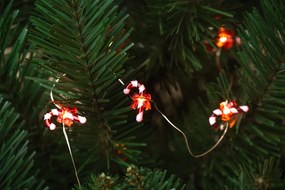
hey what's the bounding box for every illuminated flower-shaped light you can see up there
[216,27,235,49]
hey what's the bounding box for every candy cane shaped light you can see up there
[44,107,87,130]
[124,80,151,122]
[209,100,249,129]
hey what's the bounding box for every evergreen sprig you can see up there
[163,0,285,189]
[127,0,234,83]
[225,157,285,189]
[29,0,146,187]
[74,165,188,190]
[236,0,285,156]
[193,0,285,188]
[0,98,46,189]
[0,0,48,126]
[0,1,47,189]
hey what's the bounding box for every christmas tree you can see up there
[1,0,285,189]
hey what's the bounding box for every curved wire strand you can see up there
[153,101,228,158]
[50,74,66,109]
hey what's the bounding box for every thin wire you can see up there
[153,101,228,158]
[50,74,80,187]
[62,123,81,187]
[50,74,66,109]
[118,78,125,86]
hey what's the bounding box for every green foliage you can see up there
[141,167,188,190]
[75,165,188,190]
[157,0,285,189]
[2,0,285,189]
[225,157,285,190]
[189,0,285,188]
[0,2,47,189]
[0,0,36,25]
[29,0,136,132]
[0,98,46,189]
[236,0,285,156]
[29,0,147,188]
[125,0,235,84]
[0,0,48,126]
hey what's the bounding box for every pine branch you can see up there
[225,157,285,189]
[126,0,235,84]
[0,0,48,126]
[0,98,47,189]
[29,0,147,185]
[160,1,285,189]
[188,0,285,188]
[29,0,134,124]
[74,164,188,190]
[0,2,48,189]
[236,0,285,154]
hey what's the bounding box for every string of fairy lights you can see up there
[43,27,249,187]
